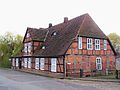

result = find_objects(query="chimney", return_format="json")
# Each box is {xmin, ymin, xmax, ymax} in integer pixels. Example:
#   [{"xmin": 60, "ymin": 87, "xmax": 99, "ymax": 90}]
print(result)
[
  {"xmin": 49, "ymin": 23, "xmax": 52, "ymax": 28},
  {"xmin": 64, "ymin": 17, "xmax": 68, "ymax": 23}
]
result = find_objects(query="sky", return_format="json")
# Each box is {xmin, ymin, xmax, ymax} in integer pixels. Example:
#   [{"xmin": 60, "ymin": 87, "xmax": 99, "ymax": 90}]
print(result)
[{"xmin": 0, "ymin": 0, "xmax": 120, "ymax": 36}]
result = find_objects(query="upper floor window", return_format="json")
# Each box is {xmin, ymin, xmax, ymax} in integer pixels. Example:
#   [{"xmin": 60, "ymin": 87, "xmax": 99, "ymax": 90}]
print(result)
[
  {"xmin": 24, "ymin": 42, "xmax": 32, "ymax": 53},
  {"xmin": 28, "ymin": 43, "xmax": 32, "ymax": 53},
  {"xmin": 87, "ymin": 38, "xmax": 93, "ymax": 50},
  {"xmin": 104, "ymin": 40, "xmax": 107, "ymax": 50},
  {"xmin": 24, "ymin": 43, "xmax": 28, "ymax": 53},
  {"xmin": 95, "ymin": 39, "xmax": 100, "ymax": 50},
  {"xmin": 78, "ymin": 37, "xmax": 82, "ymax": 49},
  {"xmin": 96, "ymin": 57, "xmax": 102, "ymax": 70},
  {"xmin": 42, "ymin": 46, "xmax": 46, "ymax": 49},
  {"xmin": 26, "ymin": 33, "xmax": 30, "ymax": 38}
]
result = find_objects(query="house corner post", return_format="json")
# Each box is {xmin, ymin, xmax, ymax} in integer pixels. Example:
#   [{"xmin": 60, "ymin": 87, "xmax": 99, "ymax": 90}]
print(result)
[{"xmin": 63, "ymin": 56, "xmax": 66, "ymax": 78}]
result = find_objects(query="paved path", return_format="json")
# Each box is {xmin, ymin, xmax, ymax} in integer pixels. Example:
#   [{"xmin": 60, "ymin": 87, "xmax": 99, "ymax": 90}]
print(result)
[{"xmin": 0, "ymin": 69, "xmax": 120, "ymax": 90}]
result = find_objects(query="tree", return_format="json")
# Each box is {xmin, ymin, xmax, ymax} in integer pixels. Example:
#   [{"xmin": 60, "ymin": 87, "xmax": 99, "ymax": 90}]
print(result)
[
  {"xmin": 108, "ymin": 33, "xmax": 120, "ymax": 54},
  {"xmin": 0, "ymin": 32, "xmax": 23, "ymax": 68}
]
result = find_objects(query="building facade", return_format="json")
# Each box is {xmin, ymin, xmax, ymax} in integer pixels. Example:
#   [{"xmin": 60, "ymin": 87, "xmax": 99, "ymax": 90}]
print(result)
[{"xmin": 11, "ymin": 14, "xmax": 116, "ymax": 77}]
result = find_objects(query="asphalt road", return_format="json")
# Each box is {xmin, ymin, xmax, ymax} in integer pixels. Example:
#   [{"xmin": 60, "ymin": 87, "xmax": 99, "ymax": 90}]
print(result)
[{"xmin": 0, "ymin": 69, "xmax": 119, "ymax": 90}]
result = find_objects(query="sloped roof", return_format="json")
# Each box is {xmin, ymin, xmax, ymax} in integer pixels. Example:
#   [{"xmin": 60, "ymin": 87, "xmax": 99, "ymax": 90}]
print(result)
[
  {"xmin": 79, "ymin": 14, "xmax": 107, "ymax": 39},
  {"xmin": 23, "ymin": 27, "xmax": 48, "ymax": 42},
  {"xmin": 33, "ymin": 14, "xmax": 85, "ymax": 57},
  {"xmin": 20, "ymin": 13, "xmax": 116, "ymax": 57}
]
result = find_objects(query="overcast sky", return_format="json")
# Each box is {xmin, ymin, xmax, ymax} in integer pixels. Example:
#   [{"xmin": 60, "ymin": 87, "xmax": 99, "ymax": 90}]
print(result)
[{"xmin": 0, "ymin": 0, "xmax": 120, "ymax": 36}]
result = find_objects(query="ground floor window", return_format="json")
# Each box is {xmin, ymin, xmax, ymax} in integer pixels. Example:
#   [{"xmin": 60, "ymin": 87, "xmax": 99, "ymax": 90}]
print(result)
[
  {"xmin": 96, "ymin": 57, "xmax": 102, "ymax": 70},
  {"xmin": 40, "ymin": 58, "xmax": 45, "ymax": 70},
  {"xmin": 35, "ymin": 58, "xmax": 40, "ymax": 70},
  {"xmin": 24, "ymin": 58, "xmax": 27, "ymax": 68},
  {"xmin": 12, "ymin": 58, "xmax": 15, "ymax": 66},
  {"xmin": 51, "ymin": 58, "xmax": 57, "ymax": 72},
  {"xmin": 28, "ymin": 58, "xmax": 31, "ymax": 68},
  {"xmin": 16, "ymin": 58, "xmax": 19, "ymax": 67}
]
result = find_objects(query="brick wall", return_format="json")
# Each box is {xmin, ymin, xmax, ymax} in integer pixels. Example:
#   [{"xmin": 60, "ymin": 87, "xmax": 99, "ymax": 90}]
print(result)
[{"xmin": 65, "ymin": 37, "xmax": 115, "ymax": 76}]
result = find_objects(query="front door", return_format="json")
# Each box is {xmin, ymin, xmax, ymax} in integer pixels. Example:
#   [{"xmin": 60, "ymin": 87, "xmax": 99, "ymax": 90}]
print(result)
[{"xmin": 51, "ymin": 58, "xmax": 57, "ymax": 72}]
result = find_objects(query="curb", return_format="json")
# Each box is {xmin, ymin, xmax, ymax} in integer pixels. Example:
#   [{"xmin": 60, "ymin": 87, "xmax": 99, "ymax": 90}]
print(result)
[{"xmin": 65, "ymin": 77, "xmax": 120, "ymax": 83}]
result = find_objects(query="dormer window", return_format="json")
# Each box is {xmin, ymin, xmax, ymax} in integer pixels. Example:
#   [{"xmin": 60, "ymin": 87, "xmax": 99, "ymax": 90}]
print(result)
[
  {"xmin": 42, "ymin": 46, "xmax": 45, "ymax": 49},
  {"xmin": 51, "ymin": 32, "xmax": 57, "ymax": 36},
  {"xmin": 53, "ymin": 32, "xmax": 57, "ymax": 36}
]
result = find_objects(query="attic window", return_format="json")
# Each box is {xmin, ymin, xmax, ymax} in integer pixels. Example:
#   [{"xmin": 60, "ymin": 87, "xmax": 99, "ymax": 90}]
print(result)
[
  {"xmin": 26, "ymin": 33, "xmax": 30, "ymax": 38},
  {"xmin": 42, "ymin": 46, "xmax": 45, "ymax": 49},
  {"xmin": 51, "ymin": 32, "xmax": 57, "ymax": 36}
]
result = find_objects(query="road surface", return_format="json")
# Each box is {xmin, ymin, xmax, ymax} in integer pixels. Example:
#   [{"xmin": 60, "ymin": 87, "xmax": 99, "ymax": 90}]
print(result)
[{"xmin": 0, "ymin": 69, "xmax": 120, "ymax": 90}]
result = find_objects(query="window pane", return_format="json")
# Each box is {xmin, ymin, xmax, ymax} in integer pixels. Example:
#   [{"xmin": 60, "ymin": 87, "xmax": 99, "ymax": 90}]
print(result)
[{"xmin": 78, "ymin": 37, "xmax": 82, "ymax": 49}]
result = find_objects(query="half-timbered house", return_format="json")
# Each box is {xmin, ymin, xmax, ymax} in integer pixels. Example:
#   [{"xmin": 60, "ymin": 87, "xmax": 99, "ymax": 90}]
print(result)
[{"xmin": 11, "ymin": 14, "xmax": 116, "ymax": 77}]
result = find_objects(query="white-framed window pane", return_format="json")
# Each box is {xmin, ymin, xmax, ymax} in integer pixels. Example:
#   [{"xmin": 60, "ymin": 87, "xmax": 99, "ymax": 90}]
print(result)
[
  {"xmin": 24, "ymin": 43, "xmax": 28, "ymax": 53},
  {"xmin": 26, "ymin": 33, "xmax": 30, "ymax": 38},
  {"xmin": 78, "ymin": 37, "xmax": 82, "ymax": 49},
  {"xmin": 95, "ymin": 39, "xmax": 100, "ymax": 50},
  {"xmin": 28, "ymin": 42, "xmax": 32, "ymax": 53},
  {"xmin": 40, "ymin": 58, "xmax": 45, "ymax": 70},
  {"xmin": 28, "ymin": 58, "xmax": 31, "ymax": 68},
  {"xmin": 51, "ymin": 58, "xmax": 57, "ymax": 72},
  {"xmin": 12, "ymin": 58, "xmax": 15, "ymax": 66},
  {"xmin": 96, "ymin": 57, "xmax": 102, "ymax": 70},
  {"xmin": 16, "ymin": 58, "xmax": 19, "ymax": 67},
  {"xmin": 35, "ymin": 58, "xmax": 39, "ymax": 70},
  {"xmin": 87, "ymin": 38, "xmax": 93, "ymax": 50},
  {"xmin": 24, "ymin": 58, "xmax": 27, "ymax": 68},
  {"xmin": 104, "ymin": 40, "xmax": 107, "ymax": 50}
]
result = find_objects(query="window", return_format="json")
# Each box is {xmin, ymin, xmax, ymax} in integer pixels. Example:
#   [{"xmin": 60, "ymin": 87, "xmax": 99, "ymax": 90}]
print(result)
[
  {"xmin": 40, "ymin": 58, "xmax": 45, "ymax": 70},
  {"xmin": 95, "ymin": 39, "xmax": 100, "ymax": 50},
  {"xmin": 51, "ymin": 58, "xmax": 57, "ymax": 72},
  {"xmin": 28, "ymin": 43, "xmax": 32, "ymax": 53},
  {"xmin": 26, "ymin": 33, "xmax": 30, "ymax": 38},
  {"xmin": 78, "ymin": 37, "xmax": 82, "ymax": 49},
  {"xmin": 28, "ymin": 58, "xmax": 31, "ymax": 68},
  {"xmin": 104, "ymin": 40, "xmax": 107, "ymax": 50},
  {"xmin": 16, "ymin": 58, "xmax": 19, "ymax": 67},
  {"xmin": 24, "ymin": 58, "xmax": 27, "ymax": 68},
  {"xmin": 35, "ymin": 58, "xmax": 40, "ymax": 70},
  {"xmin": 96, "ymin": 57, "xmax": 102, "ymax": 70},
  {"xmin": 87, "ymin": 38, "xmax": 93, "ymax": 50},
  {"xmin": 51, "ymin": 32, "xmax": 57, "ymax": 36},
  {"xmin": 42, "ymin": 46, "xmax": 45, "ymax": 49},
  {"xmin": 12, "ymin": 58, "xmax": 15, "ymax": 66},
  {"xmin": 24, "ymin": 43, "xmax": 28, "ymax": 53}
]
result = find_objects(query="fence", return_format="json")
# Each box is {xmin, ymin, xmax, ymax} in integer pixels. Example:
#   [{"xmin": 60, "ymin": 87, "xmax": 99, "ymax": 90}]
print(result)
[{"xmin": 66, "ymin": 62, "xmax": 116, "ymax": 78}]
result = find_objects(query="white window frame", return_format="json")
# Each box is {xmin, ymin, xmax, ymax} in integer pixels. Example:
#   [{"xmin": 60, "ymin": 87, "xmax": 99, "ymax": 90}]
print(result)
[
  {"xmin": 96, "ymin": 57, "xmax": 102, "ymax": 70},
  {"xmin": 95, "ymin": 39, "xmax": 100, "ymax": 50},
  {"xmin": 24, "ymin": 43, "xmax": 28, "ymax": 53},
  {"xmin": 24, "ymin": 58, "xmax": 27, "ymax": 68},
  {"xmin": 28, "ymin": 58, "xmax": 31, "ymax": 68},
  {"xmin": 12, "ymin": 58, "xmax": 15, "ymax": 66},
  {"xmin": 40, "ymin": 58, "xmax": 45, "ymax": 70},
  {"xmin": 28, "ymin": 43, "xmax": 32, "ymax": 53},
  {"xmin": 104, "ymin": 40, "xmax": 107, "ymax": 50},
  {"xmin": 35, "ymin": 58, "xmax": 40, "ymax": 70},
  {"xmin": 26, "ymin": 33, "xmax": 30, "ymax": 38},
  {"xmin": 87, "ymin": 38, "xmax": 93, "ymax": 50},
  {"xmin": 51, "ymin": 58, "xmax": 57, "ymax": 72},
  {"xmin": 78, "ymin": 37, "xmax": 82, "ymax": 49},
  {"xmin": 16, "ymin": 58, "xmax": 19, "ymax": 67}
]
